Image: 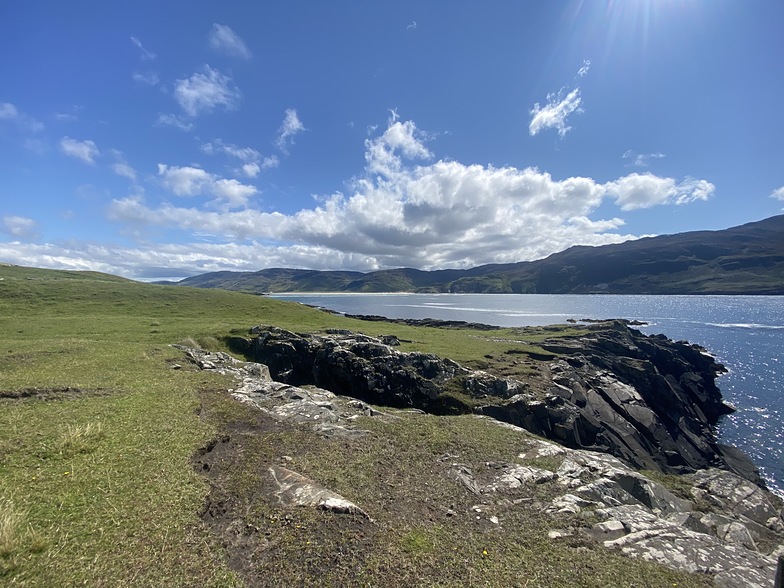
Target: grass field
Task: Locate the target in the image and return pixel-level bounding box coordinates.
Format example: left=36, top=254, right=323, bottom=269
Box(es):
left=0, top=265, right=712, bottom=587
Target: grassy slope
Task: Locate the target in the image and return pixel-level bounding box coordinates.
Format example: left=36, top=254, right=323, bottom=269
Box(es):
left=0, top=265, right=710, bottom=587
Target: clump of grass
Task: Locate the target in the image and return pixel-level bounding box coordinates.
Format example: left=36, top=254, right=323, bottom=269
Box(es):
left=177, top=336, right=222, bottom=352
left=0, top=497, right=47, bottom=576
left=55, top=421, right=105, bottom=457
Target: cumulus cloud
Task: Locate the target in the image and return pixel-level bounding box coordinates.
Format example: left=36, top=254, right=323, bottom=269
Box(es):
left=1, top=215, right=39, bottom=240
left=771, top=186, right=784, bottom=201
left=208, top=24, right=251, bottom=59
left=103, top=117, right=715, bottom=276
left=130, top=36, right=156, bottom=61
left=622, top=150, right=666, bottom=167
left=156, top=113, right=194, bottom=132
left=1, top=115, right=715, bottom=280
left=60, top=136, right=99, bottom=164
left=157, top=164, right=257, bottom=208
left=276, top=109, right=305, bottom=153
left=605, top=173, right=714, bottom=210
left=174, top=66, right=241, bottom=117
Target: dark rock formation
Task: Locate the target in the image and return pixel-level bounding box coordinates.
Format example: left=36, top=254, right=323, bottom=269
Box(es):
left=479, top=320, right=758, bottom=483
left=234, top=322, right=759, bottom=485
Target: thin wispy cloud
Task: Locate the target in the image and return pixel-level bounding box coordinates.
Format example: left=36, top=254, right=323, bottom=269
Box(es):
left=407, top=21, right=417, bottom=30
left=0, top=102, right=18, bottom=119
left=529, top=88, right=582, bottom=137
left=130, top=36, right=157, bottom=61
left=771, top=186, right=784, bottom=201
left=110, top=150, right=137, bottom=182
left=529, top=62, right=590, bottom=138
left=1, top=215, right=39, bottom=240
left=0, top=101, right=44, bottom=132
left=173, top=66, right=241, bottom=117
left=622, top=150, right=666, bottom=167
left=60, top=137, right=99, bottom=164
left=132, top=72, right=159, bottom=86
left=156, top=113, right=194, bottom=132
left=201, top=139, right=279, bottom=177
left=276, top=109, right=305, bottom=153
left=208, top=24, right=251, bottom=59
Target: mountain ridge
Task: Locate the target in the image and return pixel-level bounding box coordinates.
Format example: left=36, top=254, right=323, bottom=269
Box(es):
left=173, top=214, right=784, bottom=294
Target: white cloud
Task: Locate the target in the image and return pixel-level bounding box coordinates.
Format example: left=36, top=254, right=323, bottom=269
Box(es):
left=174, top=66, right=241, bottom=117
left=211, top=179, right=257, bottom=208
left=130, top=36, right=156, bottom=61
left=276, top=109, right=305, bottom=153
left=201, top=140, right=278, bottom=177
left=60, top=136, right=99, bottom=164
left=132, top=72, right=159, bottom=86
left=0, top=102, right=44, bottom=132
left=771, top=186, right=784, bottom=201
left=0, top=240, right=380, bottom=280
left=1, top=215, right=39, bottom=240
left=529, top=62, right=591, bottom=138
left=622, top=150, right=666, bottom=167
left=112, top=163, right=137, bottom=182
left=605, top=173, right=714, bottom=210
left=156, top=113, right=194, bottom=132
left=103, top=118, right=714, bottom=275
left=407, top=21, right=417, bottom=30
left=158, top=164, right=214, bottom=196
left=529, top=88, right=582, bottom=137
left=157, top=164, right=257, bottom=208
left=208, top=24, right=251, bottom=59
left=0, top=102, right=18, bottom=119
left=1, top=116, right=715, bottom=280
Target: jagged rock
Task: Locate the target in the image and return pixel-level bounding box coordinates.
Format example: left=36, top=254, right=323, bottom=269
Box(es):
left=595, top=504, right=777, bottom=588
left=485, top=465, right=556, bottom=492
left=688, top=469, right=783, bottom=528
left=267, top=465, right=370, bottom=519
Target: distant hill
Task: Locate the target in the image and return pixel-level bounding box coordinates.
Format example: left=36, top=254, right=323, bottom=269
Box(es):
left=172, top=215, right=784, bottom=295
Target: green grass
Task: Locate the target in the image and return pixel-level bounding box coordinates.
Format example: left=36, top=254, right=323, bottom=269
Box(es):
left=0, top=265, right=712, bottom=587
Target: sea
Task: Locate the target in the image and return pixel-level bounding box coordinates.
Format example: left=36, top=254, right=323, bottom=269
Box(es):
left=271, top=293, right=784, bottom=497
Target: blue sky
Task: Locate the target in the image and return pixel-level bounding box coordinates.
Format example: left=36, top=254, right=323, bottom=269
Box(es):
left=1, top=0, right=783, bottom=280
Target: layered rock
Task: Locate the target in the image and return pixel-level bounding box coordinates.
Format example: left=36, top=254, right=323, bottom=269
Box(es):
left=178, top=339, right=784, bottom=588
left=233, top=322, right=757, bottom=484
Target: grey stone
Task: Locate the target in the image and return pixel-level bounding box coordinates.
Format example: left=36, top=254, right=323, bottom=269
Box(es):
left=267, top=465, right=370, bottom=519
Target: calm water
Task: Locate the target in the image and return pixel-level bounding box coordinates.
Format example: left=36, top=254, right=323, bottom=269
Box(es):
left=272, top=293, right=784, bottom=496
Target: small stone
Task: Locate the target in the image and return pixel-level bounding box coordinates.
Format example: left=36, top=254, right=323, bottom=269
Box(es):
left=489, top=516, right=499, bottom=525
left=446, top=509, right=455, bottom=517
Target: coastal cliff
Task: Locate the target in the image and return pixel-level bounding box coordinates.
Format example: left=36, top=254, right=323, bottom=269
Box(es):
left=186, top=322, right=784, bottom=587
left=232, top=321, right=755, bottom=484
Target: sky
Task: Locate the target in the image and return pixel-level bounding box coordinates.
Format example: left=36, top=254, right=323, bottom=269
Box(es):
left=1, top=0, right=783, bottom=281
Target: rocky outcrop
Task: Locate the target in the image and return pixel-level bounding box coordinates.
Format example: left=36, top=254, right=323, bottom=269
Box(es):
left=480, top=321, right=759, bottom=483
left=233, top=322, right=757, bottom=485
left=178, top=340, right=784, bottom=588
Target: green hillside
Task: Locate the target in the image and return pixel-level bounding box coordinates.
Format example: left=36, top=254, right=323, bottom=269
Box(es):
left=0, top=265, right=712, bottom=587
left=175, top=215, right=784, bottom=294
